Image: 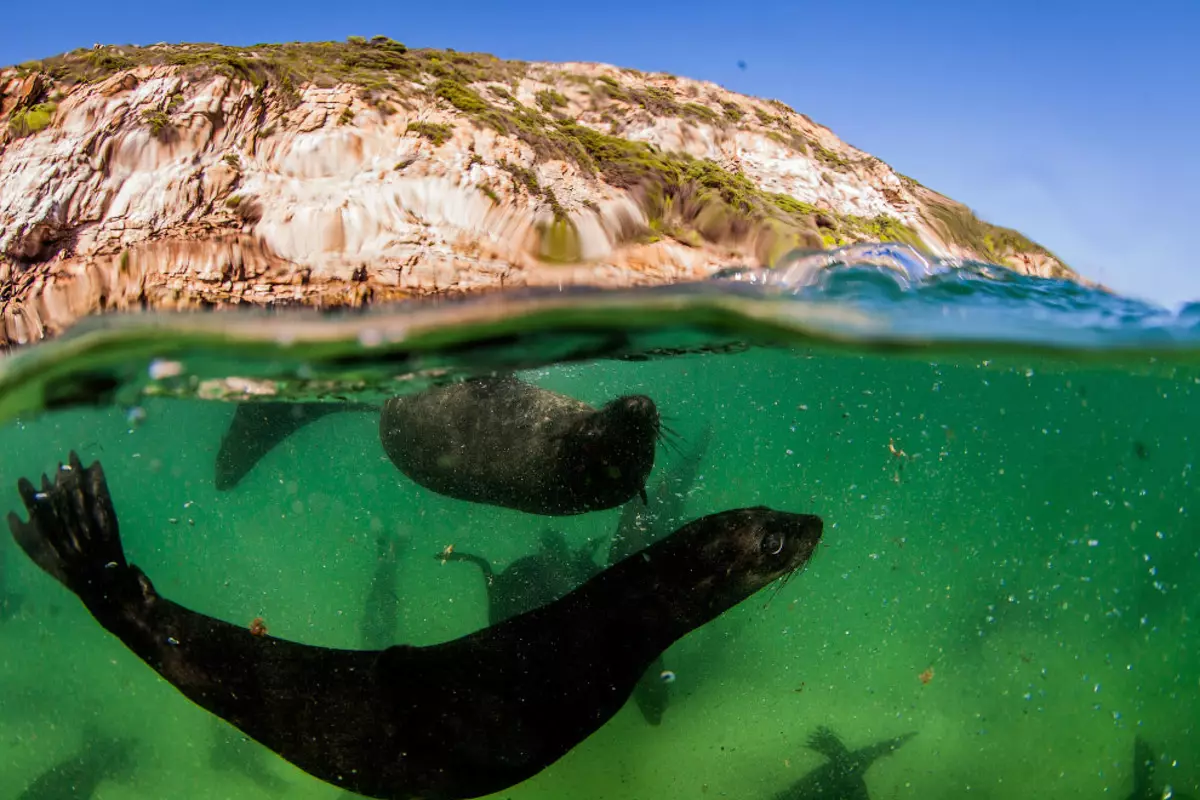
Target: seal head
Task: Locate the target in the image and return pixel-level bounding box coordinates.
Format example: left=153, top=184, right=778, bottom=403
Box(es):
left=556, top=393, right=659, bottom=513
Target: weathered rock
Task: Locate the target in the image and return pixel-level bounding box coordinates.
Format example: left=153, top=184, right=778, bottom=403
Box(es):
left=0, top=47, right=1074, bottom=346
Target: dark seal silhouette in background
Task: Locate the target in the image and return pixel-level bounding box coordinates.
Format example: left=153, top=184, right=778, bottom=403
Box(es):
left=9, top=453, right=823, bottom=800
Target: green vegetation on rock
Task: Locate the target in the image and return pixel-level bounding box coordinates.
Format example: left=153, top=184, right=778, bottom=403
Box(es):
left=407, top=121, right=453, bottom=146
left=925, top=202, right=1060, bottom=265
left=4, top=39, right=1064, bottom=270
left=7, top=102, right=57, bottom=136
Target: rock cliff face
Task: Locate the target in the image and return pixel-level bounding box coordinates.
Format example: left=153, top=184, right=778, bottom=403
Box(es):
left=0, top=40, right=1072, bottom=346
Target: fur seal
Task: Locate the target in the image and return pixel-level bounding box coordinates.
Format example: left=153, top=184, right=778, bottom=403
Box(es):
left=608, top=424, right=712, bottom=726
left=9, top=452, right=823, bottom=800
left=772, top=726, right=916, bottom=800
left=214, top=375, right=661, bottom=516
left=440, top=529, right=603, bottom=625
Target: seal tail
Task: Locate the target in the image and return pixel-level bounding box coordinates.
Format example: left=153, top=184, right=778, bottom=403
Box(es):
left=7, top=452, right=130, bottom=598
left=214, top=401, right=377, bottom=491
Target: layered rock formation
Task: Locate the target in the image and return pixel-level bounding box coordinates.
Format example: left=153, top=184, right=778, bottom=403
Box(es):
left=0, top=39, right=1072, bottom=346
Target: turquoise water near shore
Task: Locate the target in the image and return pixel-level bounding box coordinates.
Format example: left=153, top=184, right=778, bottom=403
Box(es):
left=1, top=251, right=1197, bottom=799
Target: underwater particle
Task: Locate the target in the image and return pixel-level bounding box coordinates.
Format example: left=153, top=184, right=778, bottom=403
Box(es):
left=918, top=667, right=934, bottom=685
left=659, top=670, right=676, bottom=684
left=437, top=544, right=456, bottom=564
left=126, top=406, right=147, bottom=425
left=148, top=359, right=184, bottom=380
left=249, top=617, right=268, bottom=637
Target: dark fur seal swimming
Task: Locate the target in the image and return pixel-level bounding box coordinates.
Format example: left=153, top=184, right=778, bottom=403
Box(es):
left=440, top=529, right=603, bottom=624
left=608, top=424, right=712, bottom=726
left=9, top=452, right=823, bottom=800
left=214, top=375, right=661, bottom=516
left=772, top=726, right=916, bottom=800
left=17, top=727, right=135, bottom=800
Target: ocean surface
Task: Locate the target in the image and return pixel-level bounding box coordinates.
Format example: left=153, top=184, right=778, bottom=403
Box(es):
left=1, top=244, right=1197, bottom=799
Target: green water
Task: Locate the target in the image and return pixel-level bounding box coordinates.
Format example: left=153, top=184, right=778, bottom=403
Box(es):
left=1, top=263, right=1198, bottom=799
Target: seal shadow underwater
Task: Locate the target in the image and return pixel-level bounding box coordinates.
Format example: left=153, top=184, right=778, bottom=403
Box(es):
left=8, top=452, right=823, bottom=800
left=772, top=726, right=917, bottom=800
left=16, top=726, right=136, bottom=800
left=213, top=374, right=664, bottom=516
left=608, top=423, right=713, bottom=726
left=440, top=528, right=604, bottom=626
left=1125, top=735, right=1197, bottom=800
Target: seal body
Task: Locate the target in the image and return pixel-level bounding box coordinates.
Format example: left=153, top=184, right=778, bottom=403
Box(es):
left=9, top=453, right=823, bottom=800
left=380, top=376, right=660, bottom=515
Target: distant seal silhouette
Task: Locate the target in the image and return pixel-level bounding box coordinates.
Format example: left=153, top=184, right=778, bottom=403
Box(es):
left=1126, top=735, right=1197, bottom=800
left=772, top=726, right=916, bottom=800
left=441, top=529, right=603, bottom=624
left=9, top=452, right=824, bottom=800
left=215, top=375, right=662, bottom=515
left=17, top=726, right=135, bottom=800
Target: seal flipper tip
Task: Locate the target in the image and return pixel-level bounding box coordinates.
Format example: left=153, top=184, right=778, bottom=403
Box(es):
left=806, top=726, right=851, bottom=762
left=7, top=452, right=131, bottom=600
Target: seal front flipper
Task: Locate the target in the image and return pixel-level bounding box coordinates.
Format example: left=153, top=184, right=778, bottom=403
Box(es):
left=8, top=452, right=131, bottom=596
left=214, top=401, right=376, bottom=491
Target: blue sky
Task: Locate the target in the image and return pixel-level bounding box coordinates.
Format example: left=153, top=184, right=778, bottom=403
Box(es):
left=2, top=0, right=1196, bottom=306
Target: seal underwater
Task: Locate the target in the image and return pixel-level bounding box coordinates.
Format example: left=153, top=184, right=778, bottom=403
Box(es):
left=214, top=375, right=662, bottom=516
left=9, top=452, right=823, bottom=800
left=772, top=726, right=917, bottom=800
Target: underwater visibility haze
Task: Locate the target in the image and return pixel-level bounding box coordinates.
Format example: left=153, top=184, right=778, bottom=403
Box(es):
left=0, top=244, right=1198, bottom=800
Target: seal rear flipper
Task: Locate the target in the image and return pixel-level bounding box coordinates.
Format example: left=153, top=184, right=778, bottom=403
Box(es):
left=214, top=401, right=374, bottom=491
left=7, top=452, right=133, bottom=600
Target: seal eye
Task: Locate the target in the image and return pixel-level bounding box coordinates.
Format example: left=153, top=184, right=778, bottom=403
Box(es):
left=761, top=531, right=785, bottom=556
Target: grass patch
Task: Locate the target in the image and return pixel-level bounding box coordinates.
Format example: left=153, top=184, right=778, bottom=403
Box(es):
left=721, top=101, right=744, bottom=122
left=407, top=121, right=453, bottom=146
left=534, top=88, right=567, bottom=112
left=926, top=202, right=1062, bottom=266
left=7, top=102, right=57, bottom=136
left=13, top=40, right=526, bottom=112
left=141, top=108, right=170, bottom=136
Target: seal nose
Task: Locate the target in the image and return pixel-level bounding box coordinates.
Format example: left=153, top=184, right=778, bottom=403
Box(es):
left=615, top=395, right=659, bottom=426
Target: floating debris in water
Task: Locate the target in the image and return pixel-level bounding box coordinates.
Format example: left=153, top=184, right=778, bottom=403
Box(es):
left=659, top=670, right=676, bottom=684
left=148, top=359, right=184, bottom=380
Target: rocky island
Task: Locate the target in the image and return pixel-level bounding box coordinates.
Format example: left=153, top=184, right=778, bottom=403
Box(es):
left=0, top=38, right=1071, bottom=346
